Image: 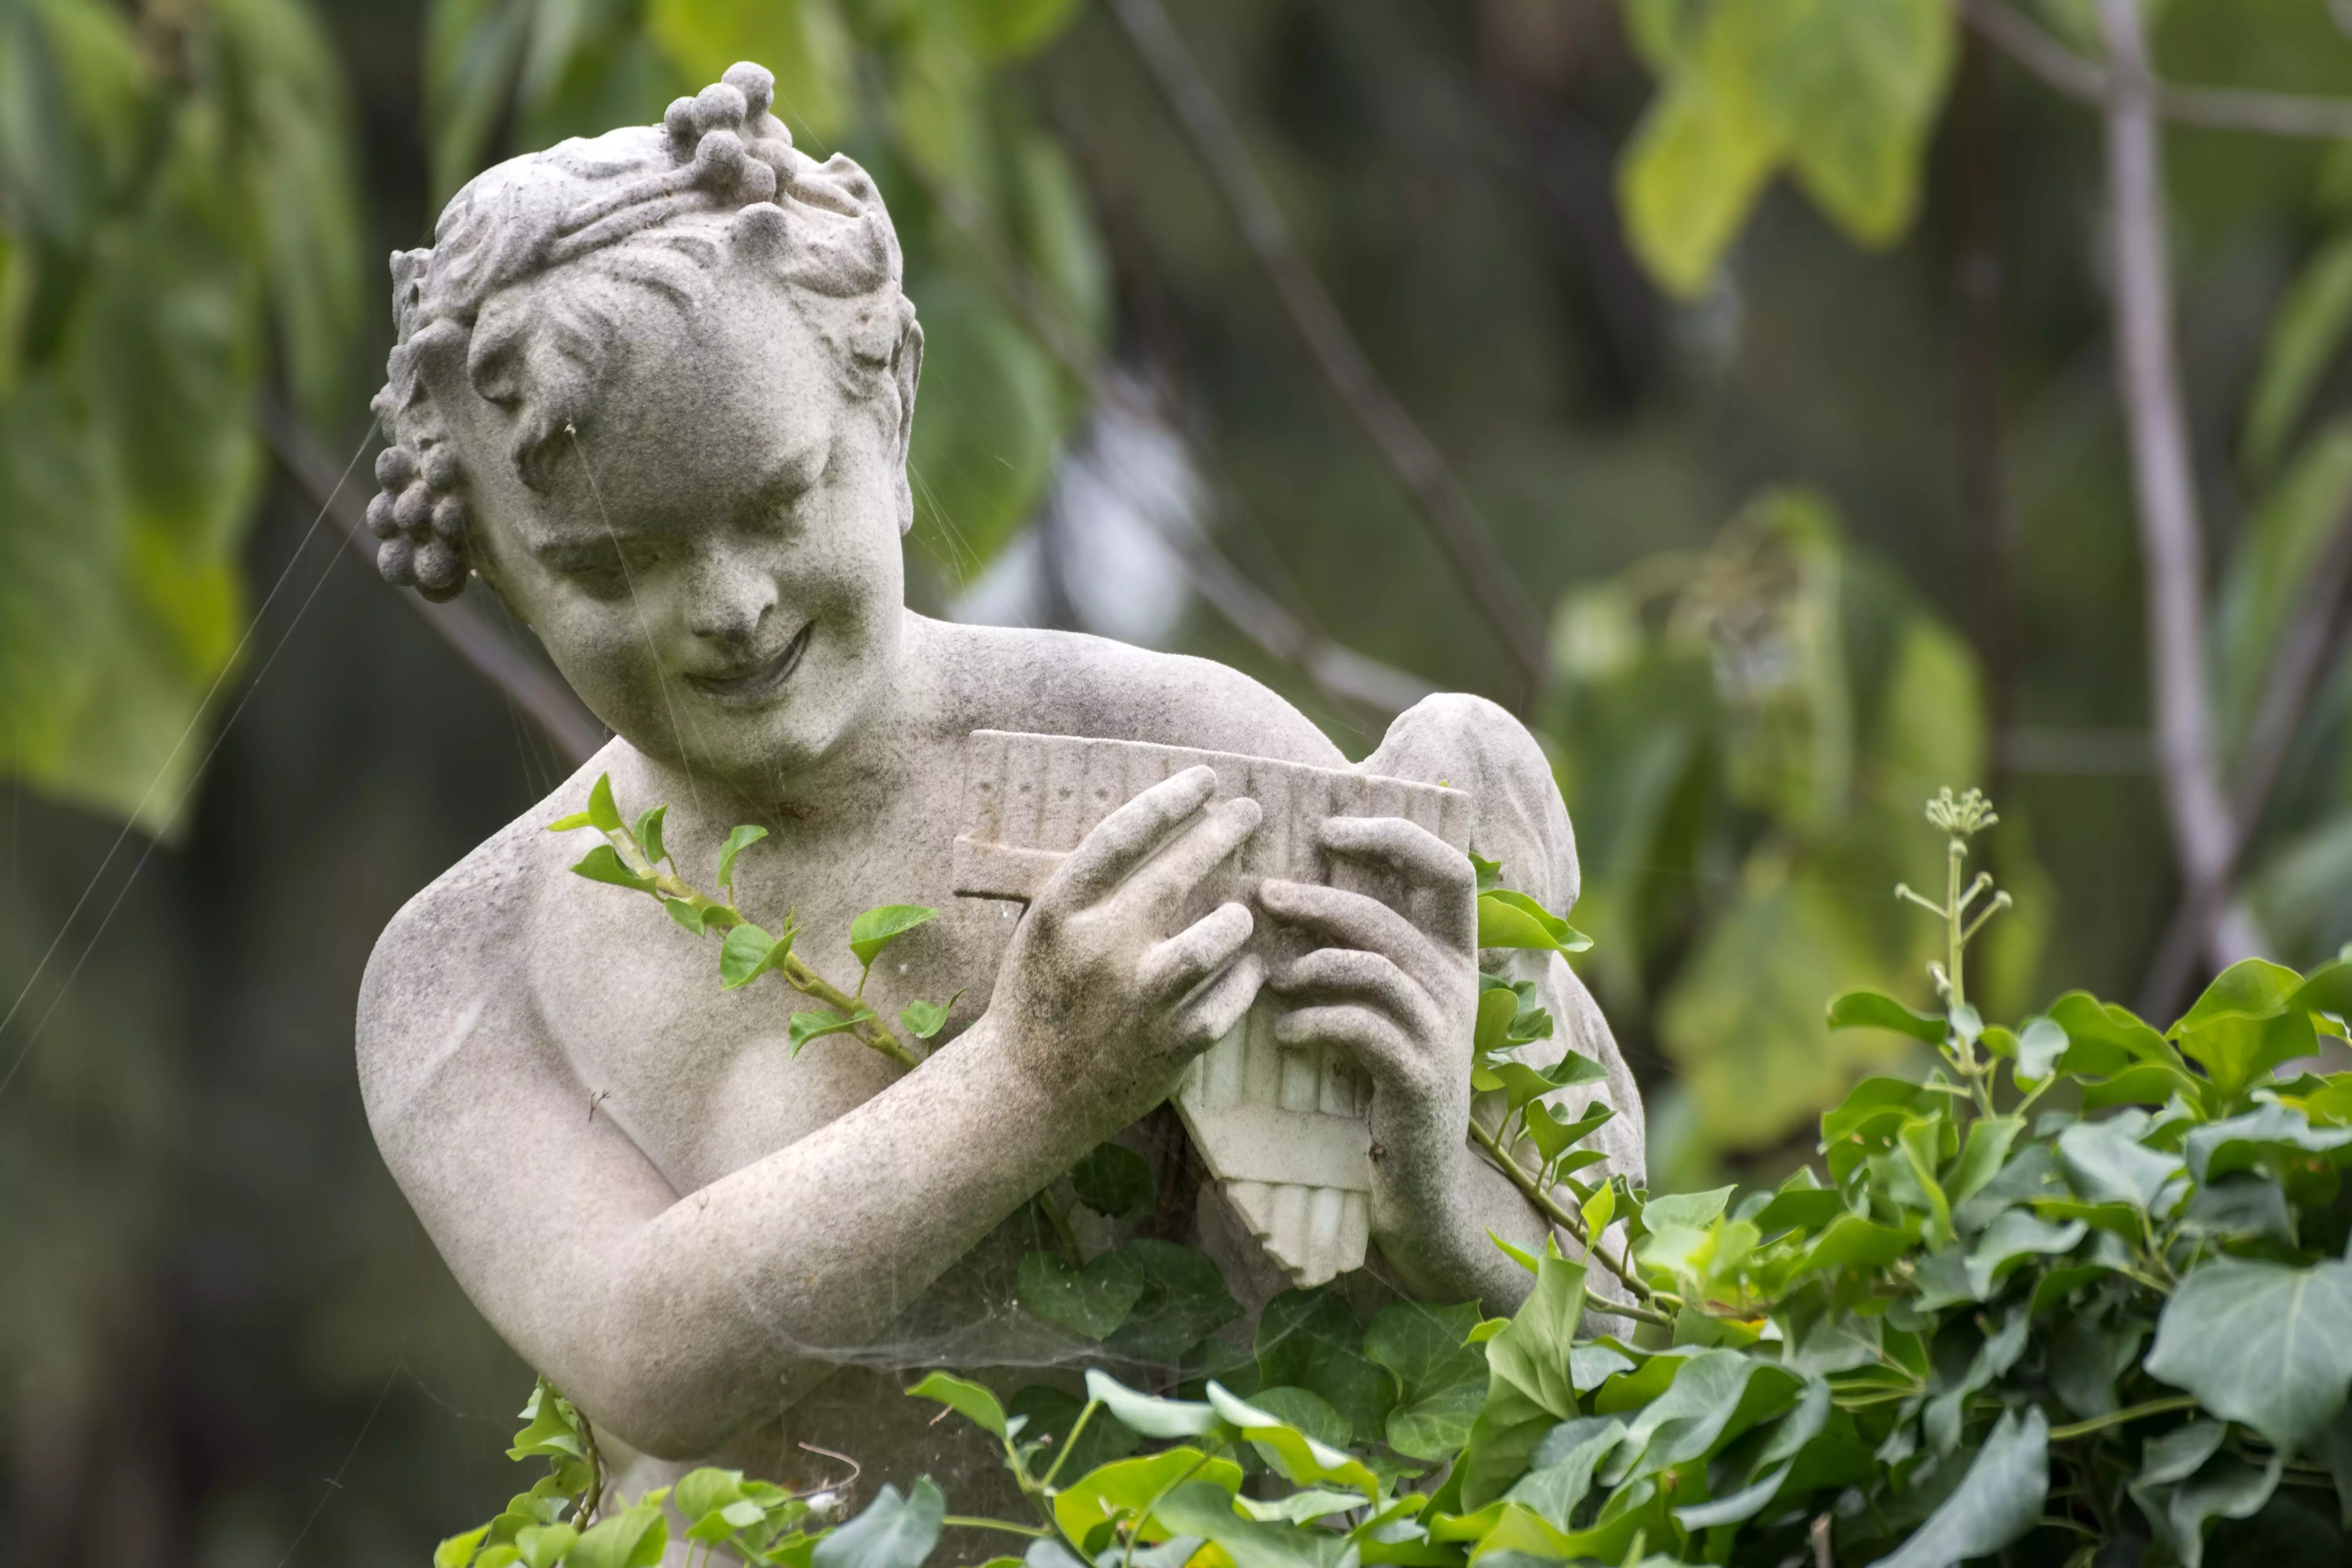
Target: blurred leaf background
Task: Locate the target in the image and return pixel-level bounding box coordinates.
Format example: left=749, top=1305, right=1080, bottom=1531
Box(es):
left=9, top=0, right=2352, bottom=1560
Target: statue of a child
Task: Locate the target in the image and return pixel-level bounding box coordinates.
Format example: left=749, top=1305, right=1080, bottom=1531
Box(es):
left=356, top=63, right=1642, bottom=1522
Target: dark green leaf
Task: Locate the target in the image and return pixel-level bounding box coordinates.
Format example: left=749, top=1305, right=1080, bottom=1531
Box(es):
left=1873, top=1407, right=2048, bottom=1568
left=811, top=1480, right=944, bottom=1568
left=1365, top=1299, right=1485, bottom=1460
left=2146, top=1256, right=2352, bottom=1452
left=1005, top=1385, right=1139, bottom=1478
left=2246, top=235, right=2352, bottom=475
left=1102, top=1240, right=1241, bottom=1363
left=1016, top=1248, right=1144, bottom=1341
left=1824, top=988, right=1945, bottom=1043
left=1505, top=1416, right=1626, bottom=1530
left=1071, top=1142, right=1156, bottom=1221
left=1250, top=1289, right=1393, bottom=1447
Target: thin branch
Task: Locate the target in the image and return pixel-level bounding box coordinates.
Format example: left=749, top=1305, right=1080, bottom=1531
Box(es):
left=260, top=407, right=608, bottom=767
left=874, top=104, right=1434, bottom=720
left=1105, top=0, right=1550, bottom=700
left=1961, top=0, right=2352, bottom=140
left=2096, top=0, right=2243, bottom=993
left=2140, top=505, right=2352, bottom=1012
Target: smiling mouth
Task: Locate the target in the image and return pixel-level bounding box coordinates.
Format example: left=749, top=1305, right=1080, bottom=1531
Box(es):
left=684, top=622, right=813, bottom=706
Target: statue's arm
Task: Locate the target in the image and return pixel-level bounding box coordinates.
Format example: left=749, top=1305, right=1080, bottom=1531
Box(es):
left=357, top=768, right=1269, bottom=1462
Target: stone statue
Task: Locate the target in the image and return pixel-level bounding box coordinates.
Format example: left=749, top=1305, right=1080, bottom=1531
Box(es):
left=355, top=61, right=1643, bottom=1534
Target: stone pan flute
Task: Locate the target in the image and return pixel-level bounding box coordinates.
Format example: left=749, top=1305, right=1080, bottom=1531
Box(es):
left=952, top=729, right=1472, bottom=1287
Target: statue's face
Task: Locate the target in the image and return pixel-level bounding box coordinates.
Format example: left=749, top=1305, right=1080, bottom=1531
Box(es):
left=437, top=261, right=915, bottom=798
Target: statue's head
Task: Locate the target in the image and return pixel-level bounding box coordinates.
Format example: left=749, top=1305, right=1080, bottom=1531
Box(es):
left=368, top=62, right=924, bottom=789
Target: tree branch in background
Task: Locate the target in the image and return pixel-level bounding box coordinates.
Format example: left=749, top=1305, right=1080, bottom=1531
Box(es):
left=1962, top=0, right=2352, bottom=140
left=1105, top=0, right=1551, bottom=701
left=260, top=405, right=608, bottom=768
left=2096, top=0, right=2259, bottom=1011
left=876, top=107, right=1433, bottom=722
left=2141, top=508, right=2352, bottom=1013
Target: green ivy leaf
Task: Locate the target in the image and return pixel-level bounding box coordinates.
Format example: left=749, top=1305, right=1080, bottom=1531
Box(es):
left=2146, top=1255, right=2352, bottom=1453
left=2244, top=232, right=2352, bottom=475
left=1240, top=1385, right=1349, bottom=1450
left=1366, top=1300, right=1487, bottom=1461
left=905, top=1370, right=1009, bottom=1441
left=585, top=772, right=624, bottom=834
left=1477, top=889, right=1593, bottom=956
left=1016, top=1247, right=1144, bottom=1341
left=788, top=1007, right=869, bottom=1056
left=436, top=1525, right=491, bottom=1568
left=717, top=824, right=769, bottom=895
left=512, top=1523, right=577, bottom=1568
left=1874, top=1406, right=2048, bottom=1568
left=810, top=1479, right=944, bottom=1568
left=720, top=922, right=794, bottom=990
left=849, top=904, right=938, bottom=969
left=1204, top=1382, right=1383, bottom=1499
left=1824, top=988, right=1945, bottom=1044
left=899, top=989, right=965, bottom=1041
left=1070, top=1141, right=1156, bottom=1221
left=567, top=1500, right=669, bottom=1568
left=633, top=804, right=668, bottom=867
left=570, top=844, right=655, bottom=894
left=1052, top=1452, right=1241, bottom=1555
left=1249, top=1289, right=1394, bottom=1448
left=1101, top=1240, right=1241, bottom=1364
left=664, top=898, right=709, bottom=937
left=1082, top=1370, right=1221, bottom=1440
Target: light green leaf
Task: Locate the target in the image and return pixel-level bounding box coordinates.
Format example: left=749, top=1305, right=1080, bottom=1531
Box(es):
left=906, top=1370, right=1009, bottom=1441
left=1485, top=1253, right=1586, bottom=1423
left=1824, top=987, right=1946, bottom=1043
left=436, top=1525, right=491, bottom=1568
left=1639, top=1185, right=1734, bottom=1233
left=570, top=844, right=655, bottom=894
left=1477, top=888, right=1593, bottom=955
left=2015, top=1017, right=2069, bottom=1081
left=811, top=1479, right=943, bottom=1568
left=633, top=804, right=668, bottom=867
left=1769, top=0, right=1955, bottom=247
left=849, top=904, right=938, bottom=969
left=585, top=772, right=623, bottom=834
left=900, top=991, right=964, bottom=1040
left=567, top=1502, right=668, bottom=1568
left=664, top=898, right=709, bottom=937
left=1873, top=1407, right=2048, bottom=1568
left=1051, top=1449, right=1241, bottom=1553
left=548, top=810, right=593, bottom=832
left=788, top=1008, right=870, bottom=1056
left=1152, top=1481, right=1357, bottom=1568
left=2145, top=1256, right=2352, bottom=1453
left=1238, top=1385, right=1348, bottom=1450
left=717, top=823, right=768, bottom=895
left=1082, top=1370, right=1221, bottom=1439
left=720, top=922, right=794, bottom=989
left=513, top=1523, right=577, bottom=1568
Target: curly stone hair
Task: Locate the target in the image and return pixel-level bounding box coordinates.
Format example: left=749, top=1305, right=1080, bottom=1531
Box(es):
left=366, top=62, right=920, bottom=602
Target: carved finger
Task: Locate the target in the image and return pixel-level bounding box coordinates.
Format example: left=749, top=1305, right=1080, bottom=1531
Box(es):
left=1273, top=1003, right=1416, bottom=1086
left=1140, top=900, right=1255, bottom=1002
left=1049, top=766, right=1219, bottom=905
left=1319, top=815, right=1477, bottom=952
left=1257, top=879, right=1437, bottom=976
left=1269, top=946, right=1427, bottom=1022
left=1119, top=796, right=1262, bottom=916
left=1173, top=951, right=1265, bottom=1050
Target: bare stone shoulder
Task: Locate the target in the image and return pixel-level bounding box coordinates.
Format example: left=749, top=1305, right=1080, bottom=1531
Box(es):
left=354, top=746, right=621, bottom=1125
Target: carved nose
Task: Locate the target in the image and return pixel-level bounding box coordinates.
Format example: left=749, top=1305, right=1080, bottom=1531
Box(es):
left=688, top=559, right=776, bottom=646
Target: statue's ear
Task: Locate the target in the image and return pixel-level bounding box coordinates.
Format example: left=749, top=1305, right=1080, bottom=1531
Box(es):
left=891, top=312, right=923, bottom=535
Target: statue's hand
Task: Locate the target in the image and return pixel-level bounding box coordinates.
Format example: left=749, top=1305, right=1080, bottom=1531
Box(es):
left=992, top=766, right=1265, bottom=1127
left=1261, top=818, right=1481, bottom=1266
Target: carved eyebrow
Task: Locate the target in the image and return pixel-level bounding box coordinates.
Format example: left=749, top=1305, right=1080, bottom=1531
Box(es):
left=534, top=536, right=629, bottom=571
left=737, top=440, right=830, bottom=524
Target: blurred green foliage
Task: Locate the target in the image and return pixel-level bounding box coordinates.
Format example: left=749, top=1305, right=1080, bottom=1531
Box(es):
left=0, top=0, right=360, bottom=833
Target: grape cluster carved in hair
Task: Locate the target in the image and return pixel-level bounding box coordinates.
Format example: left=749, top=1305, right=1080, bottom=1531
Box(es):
left=365, top=438, right=470, bottom=602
